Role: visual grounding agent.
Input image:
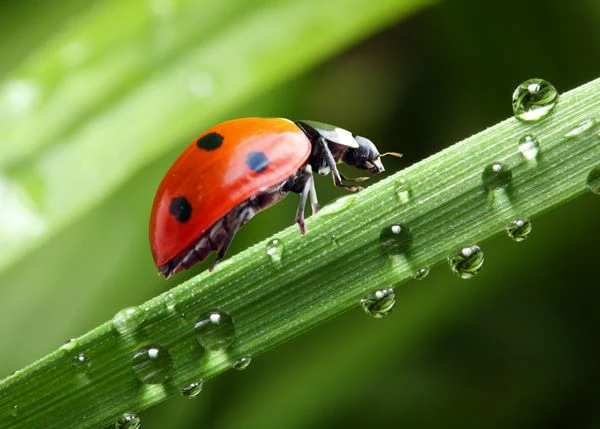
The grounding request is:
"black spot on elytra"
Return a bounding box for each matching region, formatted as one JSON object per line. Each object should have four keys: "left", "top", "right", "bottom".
{"left": 169, "top": 196, "right": 192, "bottom": 223}
{"left": 246, "top": 151, "right": 269, "bottom": 173}
{"left": 196, "top": 132, "right": 223, "bottom": 151}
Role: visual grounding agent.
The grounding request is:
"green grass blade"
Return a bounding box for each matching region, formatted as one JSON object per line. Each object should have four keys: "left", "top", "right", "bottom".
{"left": 1, "top": 77, "right": 597, "bottom": 428}
{"left": 0, "top": 0, "right": 434, "bottom": 274}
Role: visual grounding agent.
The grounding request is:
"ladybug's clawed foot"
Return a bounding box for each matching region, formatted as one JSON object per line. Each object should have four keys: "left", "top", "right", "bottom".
{"left": 343, "top": 184, "right": 364, "bottom": 192}
{"left": 297, "top": 219, "right": 307, "bottom": 235}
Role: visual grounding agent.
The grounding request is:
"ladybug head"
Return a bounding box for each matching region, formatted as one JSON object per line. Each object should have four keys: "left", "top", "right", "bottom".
{"left": 342, "top": 135, "right": 385, "bottom": 174}
{"left": 295, "top": 119, "right": 399, "bottom": 175}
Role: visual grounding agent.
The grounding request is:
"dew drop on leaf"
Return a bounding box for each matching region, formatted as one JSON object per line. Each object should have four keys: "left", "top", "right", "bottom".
{"left": 180, "top": 380, "right": 204, "bottom": 399}
{"left": 448, "top": 245, "right": 484, "bottom": 279}
{"left": 131, "top": 345, "right": 173, "bottom": 384}
{"left": 507, "top": 218, "right": 532, "bottom": 242}
{"left": 413, "top": 267, "right": 430, "bottom": 280}
{"left": 482, "top": 162, "right": 512, "bottom": 192}
{"left": 518, "top": 135, "right": 540, "bottom": 161}
{"left": 512, "top": 78, "right": 558, "bottom": 122}
{"left": 194, "top": 311, "right": 236, "bottom": 351}
{"left": 360, "top": 288, "right": 396, "bottom": 318}
{"left": 115, "top": 412, "right": 141, "bottom": 429}
{"left": 265, "top": 238, "right": 283, "bottom": 264}
{"left": 394, "top": 177, "right": 411, "bottom": 203}
{"left": 586, "top": 166, "right": 600, "bottom": 195}
{"left": 233, "top": 356, "right": 252, "bottom": 371}
{"left": 564, "top": 119, "right": 597, "bottom": 138}
{"left": 113, "top": 307, "right": 146, "bottom": 336}
{"left": 379, "top": 223, "right": 413, "bottom": 255}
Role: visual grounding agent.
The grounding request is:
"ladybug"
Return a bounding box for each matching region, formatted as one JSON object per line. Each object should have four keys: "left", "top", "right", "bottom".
{"left": 150, "top": 118, "right": 399, "bottom": 277}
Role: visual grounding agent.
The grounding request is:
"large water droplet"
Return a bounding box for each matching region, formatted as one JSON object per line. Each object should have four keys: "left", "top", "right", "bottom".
{"left": 360, "top": 288, "right": 396, "bottom": 318}
{"left": 413, "top": 267, "right": 430, "bottom": 280}
{"left": 131, "top": 345, "right": 173, "bottom": 384}
{"left": 113, "top": 307, "right": 146, "bottom": 335}
{"left": 394, "top": 177, "right": 411, "bottom": 203}
{"left": 565, "top": 119, "right": 596, "bottom": 138}
{"left": 507, "top": 218, "right": 532, "bottom": 241}
{"left": 115, "top": 412, "right": 141, "bottom": 429}
{"left": 233, "top": 356, "right": 252, "bottom": 371}
{"left": 448, "top": 245, "right": 484, "bottom": 279}
{"left": 180, "top": 380, "right": 204, "bottom": 399}
{"left": 379, "top": 223, "right": 413, "bottom": 255}
{"left": 512, "top": 78, "right": 558, "bottom": 122}
{"left": 586, "top": 166, "right": 600, "bottom": 195}
{"left": 194, "top": 311, "right": 236, "bottom": 351}
{"left": 482, "top": 162, "right": 512, "bottom": 191}
{"left": 518, "top": 135, "right": 540, "bottom": 161}
{"left": 266, "top": 239, "right": 283, "bottom": 264}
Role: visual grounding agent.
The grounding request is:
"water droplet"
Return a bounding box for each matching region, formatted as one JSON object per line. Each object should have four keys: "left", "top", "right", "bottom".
{"left": 413, "top": 267, "right": 430, "bottom": 280}
{"left": 233, "top": 356, "right": 252, "bottom": 371}
{"left": 330, "top": 234, "right": 340, "bottom": 246}
{"left": 360, "top": 288, "right": 396, "bottom": 318}
{"left": 318, "top": 195, "right": 356, "bottom": 216}
{"left": 379, "top": 223, "right": 413, "bottom": 255}
{"left": 115, "top": 412, "right": 141, "bottom": 429}
{"left": 164, "top": 293, "right": 176, "bottom": 311}
{"left": 518, "top": 135, "right": 540, "bottom": 161}
{"left": 11, "top": 404, "right": 18, "bottom": 417}
{"left": 482, "top": 162, "right": 512, "bottom": 191}
{"left": 448, "top": 245, "right": 484, "bottom": 279}
{"left": 72, "top": 352, "right": 90, "bottom": 371}
{"left": 131, "top": 345, "right": 173, "bottom": 384}
{"left": 507, "top": 218, "right": 532, "bottom": 241}
{"left": 394, "top": 177, "right": 412, "bottom": 203}
{"left": 512, "top": 78, "right": 558, "bottom": 122}
{"left": 586, "top": 166, "right": 600, "bottom": 195}
{"left": 60, "top": 338, "right": 76, "bottom": 350}
{"left": 180, "top": 380, "right": 204, "bottom": 399}
{"left": 194, "top": 311, "right": 236, "bottom": 351}
{"left": 266, "top": 239, "right": 283, "bottom": 264}
{"left": 360, "top": 288, "right": 396, "bottom": 319}
{"left": 564, "top": 119, "right": 597, "bottom": 138}
{"left": 113, "top": 307, "right": 146, "bottom": 335}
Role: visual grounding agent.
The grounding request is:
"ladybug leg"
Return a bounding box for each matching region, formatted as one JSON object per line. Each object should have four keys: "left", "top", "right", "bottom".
{"left": 318, "top": 138, "right": 363, "bottom": 192}
{"left": 339, "top": 172, "right": 369, "bottom": 183}
{"left": 309, "top": 177, "right": 320, "bottom": 214}
{"left": 209, "top": 205, "right": 256, "bottom": 272}
{"left": 295, "top": 165, "right": 315, "bottom": 234}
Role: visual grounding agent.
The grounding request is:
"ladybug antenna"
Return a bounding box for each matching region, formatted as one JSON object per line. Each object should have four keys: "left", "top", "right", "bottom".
{"left": 381, "top": 152, "right": 402, "bottom": 158}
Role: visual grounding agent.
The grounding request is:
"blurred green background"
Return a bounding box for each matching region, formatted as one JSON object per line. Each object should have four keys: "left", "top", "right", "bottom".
{"left": 0, "top": 0, "right": 599, "bottom": 428}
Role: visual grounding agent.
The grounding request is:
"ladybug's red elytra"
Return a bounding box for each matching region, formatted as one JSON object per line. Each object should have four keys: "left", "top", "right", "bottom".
{"left": 150, "top": 117, "right": 399, "bottom": 278}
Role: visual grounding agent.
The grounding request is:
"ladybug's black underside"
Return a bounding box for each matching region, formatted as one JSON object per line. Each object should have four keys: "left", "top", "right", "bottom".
{"left": 159, "top": 168, "right": 315, "bottom": 277}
